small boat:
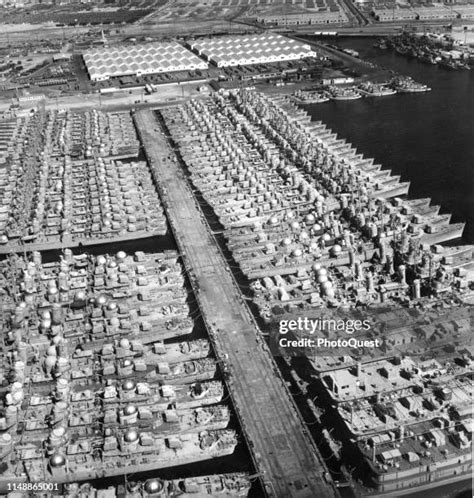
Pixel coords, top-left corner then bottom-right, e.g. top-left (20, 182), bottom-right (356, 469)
top-left (391, 76), bottom-right (431, 93)
top-left (358, 82), bottom-right (397, 97)
top-left (292, 90), bottom-right (330, 104)
top-left (438, 59), bottom-right (458, 70)
top-left (374, 39), bottom-right (388, 50)
top-left (327, 86), bottom-right (362, 101)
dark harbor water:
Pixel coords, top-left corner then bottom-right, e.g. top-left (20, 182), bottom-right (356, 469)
top-left (304, 37), bottom-right (474, 243)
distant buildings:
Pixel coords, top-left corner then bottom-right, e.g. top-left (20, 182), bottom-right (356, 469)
top-left (373, 4), bottom-right (474, 22)
top-left (256, 11), bottom-right (349, 25)
top-left (454, 5), bottom-right (474, 20)
top-left (373, 7), bottom-right (418, 21)
top-left (0, 0), bottom-right (106, 5)
top-left (416, 6), bottom-right (458, 20)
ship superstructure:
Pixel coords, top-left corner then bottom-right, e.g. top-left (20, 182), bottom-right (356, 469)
top-left (57, 472), bottom-right (253, 497)
top-left (322, 356), bottom-right (472, 494)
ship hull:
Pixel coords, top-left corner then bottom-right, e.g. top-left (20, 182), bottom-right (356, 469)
top-left (292, 97), bottom-right (330, 104)
top-left (420, 223), bottom-right (465, 245)
top-left (0, 228), bottom-right (168, 255)
top-left (0, 445), bottom-right (237, 491)
top-left (396, 87), bottom-right (430, 93)
top-left (330, 95), bottom-right (362, 101)
top-left (358, 89), bottom-right (397, 97)
top-left (365, 470), bottom-right (472, 497)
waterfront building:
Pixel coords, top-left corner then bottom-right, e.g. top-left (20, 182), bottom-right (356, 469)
top-left (83, 42), bottom-right (208, 82)
top-left (188, 33), bottom-right (317, 68)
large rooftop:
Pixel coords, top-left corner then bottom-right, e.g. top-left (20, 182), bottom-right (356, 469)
top-left (188, 33), bottom-right (317, 67)
top-left (83, 42), bottom-right (208, 81)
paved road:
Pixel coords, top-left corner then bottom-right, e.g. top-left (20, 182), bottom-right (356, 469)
top-left (135, 109), bottom-right (338, 498)
top-left (337, 0), bottom-right (369, 26)
top-left (0, 82), bottom-right (208, 114)
top-left (0, 20), bottom-right (255, 44)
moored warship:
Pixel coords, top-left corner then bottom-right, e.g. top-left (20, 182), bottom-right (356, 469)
top-left (0, 429), bottom-right (238, 488)
top-left (357, 83), bottom-right (397, 97)
top-left (1, 250), bottom-right (195, 352)
top-left (292, 90), bottom-right (330, 104)
top-left (321, 355), bottom-right (472, 495)
top-left (390, 76), bottom-right (431, 93)
top-left (327, 86), bottom-right (362, 101)
top-left (56, 472), bottom-right (253, 497)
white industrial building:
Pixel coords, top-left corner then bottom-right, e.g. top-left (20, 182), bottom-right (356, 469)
top-left (373, 5), bottom-right (461, 22)
top-left (257, 12), bottom-right (349, 25)
top-left (372, 7), bottom-right (417, 21)
top-left (188, 33), bottom-right (317, 68)
top-left (454, 5), bottom-right (474, 19)
top-left (83, 42), bottom-right (208, 82)
top-left (415, 6), bottom-right (458, 20)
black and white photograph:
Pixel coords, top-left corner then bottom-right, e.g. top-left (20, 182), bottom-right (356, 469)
top-left (0, 1), bottom-right (472, 497)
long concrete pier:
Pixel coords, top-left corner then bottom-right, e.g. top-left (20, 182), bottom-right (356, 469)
top-left (134, 109), bottom-right (338, 498)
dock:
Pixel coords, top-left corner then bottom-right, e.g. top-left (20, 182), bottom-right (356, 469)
top-left (134, 109), bottom-right (338, 498)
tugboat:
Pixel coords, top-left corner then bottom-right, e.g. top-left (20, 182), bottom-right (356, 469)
top-left (438, 59), bottom-right (458, 70)
top-left (395, 45), bottom-right (409, 56)
top-left (439, 59), bottom-right (471, 70)
top-left (391, 76), bottom-right (431, 93)
top-left (418, 52), bottom-right (438, 65)
top-left (374, 38), bottom-right (388, 50)
top-left (327, 86), bottom-right (362, 101)
top-left (357, 82), bottom-right (397, 97)
top-left (292, 90), bottom-right (330, 104)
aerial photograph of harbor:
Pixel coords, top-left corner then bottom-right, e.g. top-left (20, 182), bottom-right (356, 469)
top-left (0, 0), bottom-right (472, 496)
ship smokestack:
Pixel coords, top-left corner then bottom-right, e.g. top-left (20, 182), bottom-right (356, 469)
top-left (365, 271), bottom-right (374, 292)
top-left (349, 249), bottom-right (355, 269)
top-left (412, 279), bottom-right (421, 299)
top-left (398, 265), bottom-right (406, 285)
